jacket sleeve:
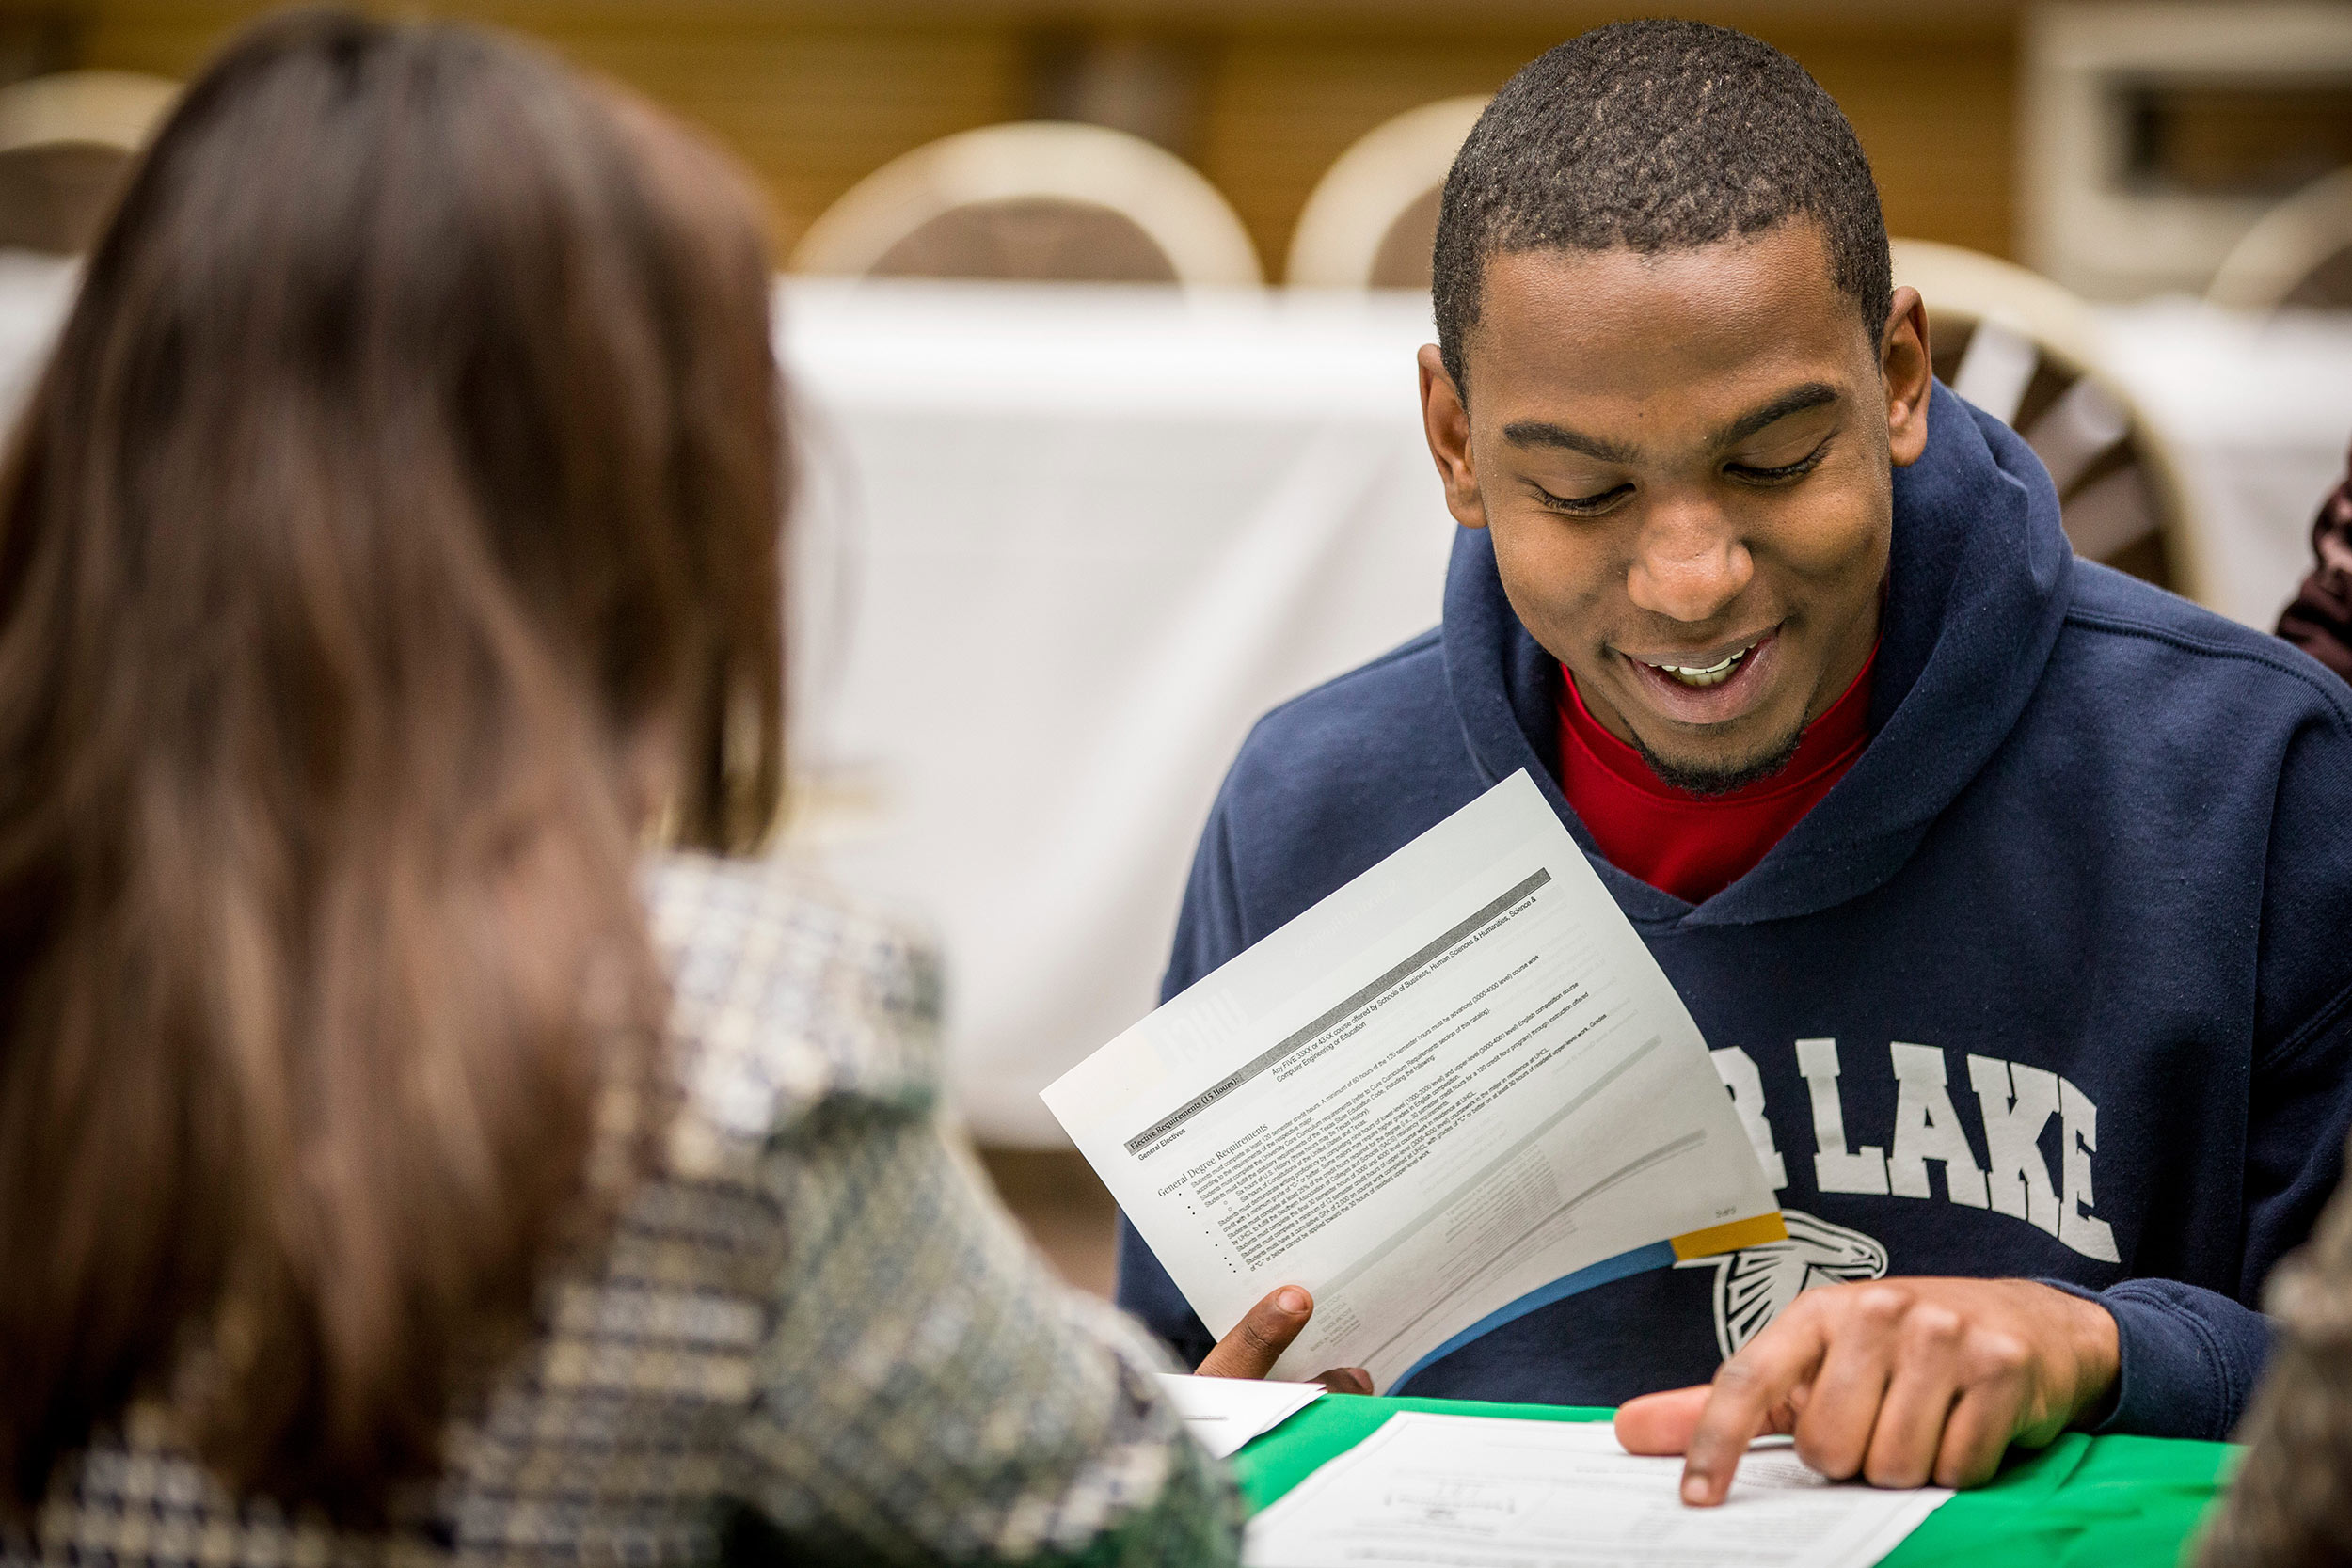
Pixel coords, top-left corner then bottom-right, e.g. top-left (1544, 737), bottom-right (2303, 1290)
top-left (2081, 700), bottom-right (2352, 1441)
top-left (2050, 1279), bottom-right (2272, 1441)
top-left (740, 1097), bottom-right (1242, 1564)
top-left (731, 929), bottom-right (1242, 1564)
top-left (1112, 787), bottom-right (1249, 1368)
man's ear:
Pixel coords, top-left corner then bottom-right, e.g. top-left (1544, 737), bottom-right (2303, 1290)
top-left (1882, 286), bottom-right (1931, 469)
top-left (1418, 343), bottom-right (1489, 530)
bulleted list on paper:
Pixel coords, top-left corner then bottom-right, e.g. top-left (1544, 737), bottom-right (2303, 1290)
top-left (1042, 770), bottom-right (1782, 1388)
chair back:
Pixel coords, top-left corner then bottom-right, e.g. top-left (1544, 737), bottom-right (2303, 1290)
top-left (790, 122), bottom-right (1260, 286)
top-left (2206, 166), bottom-right (2352, 310)
top-left (0, 71), bottom-right (177, 254)
top-left (1286, 97), bottom-right (1486, 290)
top-left (1891, 238), bottom-right (2210, 605)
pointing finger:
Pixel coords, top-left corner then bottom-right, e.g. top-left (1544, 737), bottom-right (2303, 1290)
top-left (1681, 1312), bottom-right (1828, 1505)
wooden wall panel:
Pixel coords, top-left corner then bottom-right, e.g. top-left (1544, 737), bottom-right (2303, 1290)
top-left (44, 1), bottom-right (2018, 269)
top-left (1200, 16), bottom-right (2017, 275)
top-left (533, 24), bottom-right (1030, 246)
top-left (1783, 28), bottom-right (2016, 261)
top-left (64, 1), bottom-right (1031, 250)
top-left (1197, 33), bottom-right (1546, 276)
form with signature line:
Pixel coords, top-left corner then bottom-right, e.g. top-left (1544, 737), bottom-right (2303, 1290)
top-left (1245, 1414), bottom-right (1951, 1568)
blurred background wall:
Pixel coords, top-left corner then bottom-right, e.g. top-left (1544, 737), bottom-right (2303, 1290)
top-left (0, 0), bottom-right (2029, 274)
top-left (3, 0), bottom-right (2345, 1299)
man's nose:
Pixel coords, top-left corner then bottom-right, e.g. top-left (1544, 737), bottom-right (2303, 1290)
top-left (1626, 501), bottom-right (1755, 626)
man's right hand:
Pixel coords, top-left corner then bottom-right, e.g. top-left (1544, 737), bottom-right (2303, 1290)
top-left (1195, 1286), bottom-right (1374, 1394)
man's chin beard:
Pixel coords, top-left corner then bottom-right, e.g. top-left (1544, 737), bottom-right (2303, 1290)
top-left (1631, 723), bottom-right (1806, 798)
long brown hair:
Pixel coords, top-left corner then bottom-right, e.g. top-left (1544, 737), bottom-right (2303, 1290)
top-left (0, 11), bottom-right (784, 1519)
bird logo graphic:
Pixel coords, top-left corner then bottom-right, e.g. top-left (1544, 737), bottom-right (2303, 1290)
top-left (1675, 1208), bottom-right (1889, 1361)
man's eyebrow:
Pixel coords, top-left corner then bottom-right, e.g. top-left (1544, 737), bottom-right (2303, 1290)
top-left (1710, 383), bottom-right (1840, 450)
top-left (1499, 384), bottom-right (1841, 466)
top-left (1499, 420), bottom-right (1640, 465)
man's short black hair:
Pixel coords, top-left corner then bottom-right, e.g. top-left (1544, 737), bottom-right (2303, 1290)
top-left (1433, 20), bottom-right (1892, 391)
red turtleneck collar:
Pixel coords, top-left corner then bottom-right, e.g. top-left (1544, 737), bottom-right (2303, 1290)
top-left (1557, 646), bottom-right (1877, 905)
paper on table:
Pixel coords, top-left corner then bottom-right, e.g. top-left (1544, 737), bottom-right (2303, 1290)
top-left (1243, 1414), bottom-right (1952, 1568)
top-left (1155, 1373), bottom-right (1324, 1459)
top-left (1041, 770), bottom-right (1783, 1390)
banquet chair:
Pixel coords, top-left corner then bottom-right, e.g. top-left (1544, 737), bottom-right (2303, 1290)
top-left (0, 71), bottom-right (177, 254)
top-left (1285, 97), bottom-right (1486, 290)
top-left (1891, 238), bottom-right (2210, 605)
top-left (2206, 166), bottom-right (2352, 311)
top-left (789, 121), bottom-right (1261, 285)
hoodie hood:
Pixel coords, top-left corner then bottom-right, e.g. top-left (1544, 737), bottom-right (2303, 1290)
top-left (1440, 380), bottom-right (2076, 927)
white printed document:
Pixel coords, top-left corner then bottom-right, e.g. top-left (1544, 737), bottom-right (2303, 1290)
top-left (1154, 1374), bottom-right (1323, 1459)
top-left (1244, 1414), bottom-right (1952, 1568)
top-left (1042, 770), bottom-right (1784, 1389)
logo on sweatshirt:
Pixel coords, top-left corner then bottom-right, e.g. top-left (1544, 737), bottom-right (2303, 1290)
top-left (1675, 1208), bottom-right (1889, 1360)
top-left (1709, 1039), bottom-right (2121, 1264)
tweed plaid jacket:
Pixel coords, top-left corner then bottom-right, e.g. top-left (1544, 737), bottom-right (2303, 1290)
top-left (5, 856), bottom-right (1241, 1567)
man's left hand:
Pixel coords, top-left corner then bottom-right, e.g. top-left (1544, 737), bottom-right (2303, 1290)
top-left (1195, 1286), bottom-right (1374, 1394)
top-left (1614, 1276), bottom-right (2119, 1504)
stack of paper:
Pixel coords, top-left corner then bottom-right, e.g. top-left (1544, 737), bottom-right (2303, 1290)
top-left (1043, 771), bottom-right (1785, 1390)
top-left (1245, 1414), bottom-right (1951, 1568)
top-left (1154, 1373), bottom-right (1324, 1459)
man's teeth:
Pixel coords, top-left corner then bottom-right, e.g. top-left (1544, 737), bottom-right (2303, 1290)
top-left (1649, 647), bottom-right (1750, 689)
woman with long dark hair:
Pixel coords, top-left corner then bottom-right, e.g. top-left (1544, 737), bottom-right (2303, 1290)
top-left (0, 13), bottom-right (1237, 1562)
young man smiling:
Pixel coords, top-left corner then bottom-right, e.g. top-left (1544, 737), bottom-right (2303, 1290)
top-left (1122, 21), bottom-right (2352, 1503)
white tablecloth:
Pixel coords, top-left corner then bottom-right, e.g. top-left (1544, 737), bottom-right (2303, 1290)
top-left (780, 283), bottom-right (1453, 1141)
top-left (2092, 300), bottom-right (2352, 630)
top-left (0, 260), bottom-right (2345, 1143)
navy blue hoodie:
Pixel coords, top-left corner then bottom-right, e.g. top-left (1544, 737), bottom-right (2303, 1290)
top-left (1117, 385), bottom-right (2352, 1442)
